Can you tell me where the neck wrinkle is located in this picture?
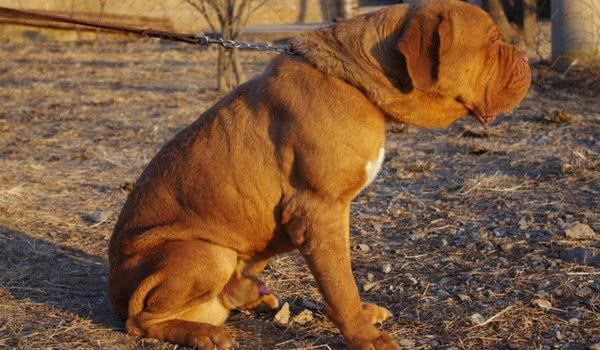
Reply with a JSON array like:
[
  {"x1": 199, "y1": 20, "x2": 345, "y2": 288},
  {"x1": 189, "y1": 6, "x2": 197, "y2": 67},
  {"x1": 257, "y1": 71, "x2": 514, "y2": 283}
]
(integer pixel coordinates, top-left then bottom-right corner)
[{"x1": 290, "y1": 7, "x2": 421, "y2": 124}]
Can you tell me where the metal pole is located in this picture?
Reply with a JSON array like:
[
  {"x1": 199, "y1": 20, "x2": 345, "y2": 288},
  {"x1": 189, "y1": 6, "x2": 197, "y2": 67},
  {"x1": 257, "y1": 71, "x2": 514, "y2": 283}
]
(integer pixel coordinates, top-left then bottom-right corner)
[
  {"x1": 551, "y1": 0, "x2": 600, "y2": 70},
  {"x1": 335, "y1": 0, "x2": 358, "y2": 21}
]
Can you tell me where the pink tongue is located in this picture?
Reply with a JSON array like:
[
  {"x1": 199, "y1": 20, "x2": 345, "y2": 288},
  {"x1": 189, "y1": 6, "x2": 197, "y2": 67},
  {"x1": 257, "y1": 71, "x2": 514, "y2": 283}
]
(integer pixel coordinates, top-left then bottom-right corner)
[{"x1": 475, "y1": 113, "x2": 498, "y2": 125}]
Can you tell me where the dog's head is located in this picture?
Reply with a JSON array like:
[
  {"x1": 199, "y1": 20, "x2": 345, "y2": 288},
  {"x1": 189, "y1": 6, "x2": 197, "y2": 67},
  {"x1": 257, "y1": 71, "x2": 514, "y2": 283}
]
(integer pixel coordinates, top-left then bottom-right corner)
[{"x1": 396, "y1": 0, "x2": 531, "y2": 125}]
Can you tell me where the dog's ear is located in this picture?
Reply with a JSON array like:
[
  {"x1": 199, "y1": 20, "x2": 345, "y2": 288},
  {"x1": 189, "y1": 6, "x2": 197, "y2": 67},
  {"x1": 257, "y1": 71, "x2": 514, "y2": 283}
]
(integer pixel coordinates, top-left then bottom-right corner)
[{"x1": 396, "y1": 11, "x2": 453, "y2": 91}]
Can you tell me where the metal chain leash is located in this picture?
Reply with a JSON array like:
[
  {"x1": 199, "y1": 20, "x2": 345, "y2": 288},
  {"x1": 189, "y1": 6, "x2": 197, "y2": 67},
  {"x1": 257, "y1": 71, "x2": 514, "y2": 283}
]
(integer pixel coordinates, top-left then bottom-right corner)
[
  {"x1": 194, "y1": 34, "x2": 299, "y2": 56},
  {"x1": 0, "y1": 7, "x2": 301, "y2": 56}
]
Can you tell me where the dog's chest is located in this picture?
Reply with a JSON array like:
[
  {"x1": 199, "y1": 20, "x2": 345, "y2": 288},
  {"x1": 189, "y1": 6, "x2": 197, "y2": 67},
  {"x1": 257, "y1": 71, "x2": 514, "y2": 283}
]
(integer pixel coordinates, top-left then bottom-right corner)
[{"x1": 363, "y1": 147, "x2": 385, "y2": 188}]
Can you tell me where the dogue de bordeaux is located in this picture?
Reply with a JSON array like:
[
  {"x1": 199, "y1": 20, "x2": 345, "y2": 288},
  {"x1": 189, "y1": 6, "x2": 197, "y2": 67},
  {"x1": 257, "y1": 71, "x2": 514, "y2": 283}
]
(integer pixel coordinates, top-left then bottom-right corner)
[{"x1": 109, "y1": 0, "x2": 531, "y2": 348}]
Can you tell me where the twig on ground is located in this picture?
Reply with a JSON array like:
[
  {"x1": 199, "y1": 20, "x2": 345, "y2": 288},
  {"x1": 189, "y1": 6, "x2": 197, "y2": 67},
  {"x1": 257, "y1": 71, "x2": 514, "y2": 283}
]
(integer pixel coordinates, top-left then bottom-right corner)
[{"x1": 469, "y1": 305, "x2": 514, "y2": 328}]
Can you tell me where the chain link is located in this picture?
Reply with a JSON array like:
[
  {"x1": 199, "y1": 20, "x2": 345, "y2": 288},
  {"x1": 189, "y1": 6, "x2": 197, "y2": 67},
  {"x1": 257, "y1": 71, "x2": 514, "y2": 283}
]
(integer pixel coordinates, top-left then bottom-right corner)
[{"x1": 194, "y1": 34, "x2": 298, "y2": 56}]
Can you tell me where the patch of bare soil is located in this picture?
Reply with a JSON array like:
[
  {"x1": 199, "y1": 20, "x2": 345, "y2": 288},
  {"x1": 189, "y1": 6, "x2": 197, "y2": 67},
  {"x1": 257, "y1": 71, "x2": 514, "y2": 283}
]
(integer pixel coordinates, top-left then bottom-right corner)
[{"x1": 0, "y1": 39, "x2": 598, "y2": 350}]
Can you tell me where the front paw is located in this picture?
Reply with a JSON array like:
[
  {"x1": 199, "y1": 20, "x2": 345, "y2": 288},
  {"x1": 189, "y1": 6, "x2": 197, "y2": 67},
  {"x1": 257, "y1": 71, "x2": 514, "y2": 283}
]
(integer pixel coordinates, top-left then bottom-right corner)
[
  {"x1": 348, "y1": 332, "x2": 401, "y2": 350},
  {"x1": 362, "y1": 303, "x2": 393, "y2": 325}
]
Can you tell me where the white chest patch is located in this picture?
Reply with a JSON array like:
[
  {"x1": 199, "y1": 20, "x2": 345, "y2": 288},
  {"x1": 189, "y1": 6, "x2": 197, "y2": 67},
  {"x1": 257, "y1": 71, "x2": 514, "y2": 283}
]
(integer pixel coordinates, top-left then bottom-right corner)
[{"x1": 364, "y1": 147, "x2": 385, "y2": 188}]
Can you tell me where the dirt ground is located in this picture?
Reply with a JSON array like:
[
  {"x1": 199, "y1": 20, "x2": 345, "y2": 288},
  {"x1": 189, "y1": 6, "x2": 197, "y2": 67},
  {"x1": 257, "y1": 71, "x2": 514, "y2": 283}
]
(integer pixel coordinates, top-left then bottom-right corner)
[{"x1": 0, "y1": 34, "x2": 599, "y2": 350}]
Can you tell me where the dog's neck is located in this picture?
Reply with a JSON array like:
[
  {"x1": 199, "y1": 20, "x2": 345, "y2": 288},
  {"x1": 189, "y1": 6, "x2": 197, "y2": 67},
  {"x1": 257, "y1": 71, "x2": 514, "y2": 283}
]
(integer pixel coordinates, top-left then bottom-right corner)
[{"x1": 290, "y1": 5, "x2": 465, "y2": 128}]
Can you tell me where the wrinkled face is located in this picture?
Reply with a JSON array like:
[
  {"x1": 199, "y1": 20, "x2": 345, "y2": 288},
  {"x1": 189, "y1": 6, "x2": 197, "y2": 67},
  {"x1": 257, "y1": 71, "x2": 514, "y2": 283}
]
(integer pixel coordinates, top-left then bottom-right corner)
[{"x1": 397, "y1": 0, "x2": 531, "y2": 125}]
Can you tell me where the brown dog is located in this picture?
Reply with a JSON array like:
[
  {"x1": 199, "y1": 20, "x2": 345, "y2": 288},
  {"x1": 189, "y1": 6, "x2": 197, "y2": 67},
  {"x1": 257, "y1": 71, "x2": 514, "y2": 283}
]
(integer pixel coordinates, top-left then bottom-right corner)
[{"x1": 109, "y1": 1, "x2": 531, "y2": 349}]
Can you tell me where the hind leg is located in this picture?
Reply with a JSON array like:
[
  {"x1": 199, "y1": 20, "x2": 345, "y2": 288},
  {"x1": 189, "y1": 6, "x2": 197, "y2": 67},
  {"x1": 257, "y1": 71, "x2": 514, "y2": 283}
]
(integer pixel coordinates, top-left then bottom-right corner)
[{"x1": 125, "y1": 240, "x2": 238, "y2": 349}]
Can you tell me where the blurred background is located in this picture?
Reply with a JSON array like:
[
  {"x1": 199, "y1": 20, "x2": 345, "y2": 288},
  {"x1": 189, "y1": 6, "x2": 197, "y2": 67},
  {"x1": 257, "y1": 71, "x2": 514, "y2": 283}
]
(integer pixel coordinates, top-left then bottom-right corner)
[{"x1": 0, "y1": 0, "x2": 596, "y2": 92}]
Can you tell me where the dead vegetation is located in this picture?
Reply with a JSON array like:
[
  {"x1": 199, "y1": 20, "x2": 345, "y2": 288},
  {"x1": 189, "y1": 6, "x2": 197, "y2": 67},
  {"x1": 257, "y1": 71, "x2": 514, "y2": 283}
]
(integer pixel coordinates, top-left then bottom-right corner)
[{"x1": 0, "y1": 35, "x2": 599, "y2": 350}]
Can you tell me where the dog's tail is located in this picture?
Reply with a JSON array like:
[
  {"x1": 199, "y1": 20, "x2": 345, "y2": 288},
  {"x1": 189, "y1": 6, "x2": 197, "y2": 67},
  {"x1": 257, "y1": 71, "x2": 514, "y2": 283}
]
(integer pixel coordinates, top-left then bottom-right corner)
[{"x1": 125, "y1": 273, "x2": 164, "y2": 336}]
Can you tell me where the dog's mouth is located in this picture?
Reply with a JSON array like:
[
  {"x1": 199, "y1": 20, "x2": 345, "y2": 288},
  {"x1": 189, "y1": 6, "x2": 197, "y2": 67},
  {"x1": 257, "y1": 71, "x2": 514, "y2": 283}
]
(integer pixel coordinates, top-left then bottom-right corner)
[
  {"x1": 464, "y1": 105, "x2": 499, "y2": 125},
  {"x1": 473, "y1": 113, "x2": 498, "y2": 125},
  {"x1": 458, "y1": 99, "x2": 499, "y2": 126}
]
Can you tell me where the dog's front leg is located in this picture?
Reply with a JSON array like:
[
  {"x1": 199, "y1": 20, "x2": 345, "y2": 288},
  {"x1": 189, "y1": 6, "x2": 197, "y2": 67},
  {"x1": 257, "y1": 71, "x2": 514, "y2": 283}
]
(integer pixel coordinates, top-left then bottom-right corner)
[{"x1": 285, "y1": 199, "x2": 400, "y2": 350}]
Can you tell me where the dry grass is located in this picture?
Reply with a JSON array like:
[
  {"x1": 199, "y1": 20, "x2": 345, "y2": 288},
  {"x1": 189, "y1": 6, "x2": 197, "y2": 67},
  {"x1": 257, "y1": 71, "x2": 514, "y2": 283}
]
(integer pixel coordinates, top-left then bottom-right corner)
[
  {"x1": 461, "y1": 173, "x2": 533, "y2": 195},
  {"x1": 0, "y1": 34, "x2": 599, "y2": 350}
]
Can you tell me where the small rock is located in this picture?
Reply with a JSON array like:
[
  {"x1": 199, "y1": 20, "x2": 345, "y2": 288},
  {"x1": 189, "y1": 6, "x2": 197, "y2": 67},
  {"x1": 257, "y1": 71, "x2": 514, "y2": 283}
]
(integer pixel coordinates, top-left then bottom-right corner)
[
  {"x1": 274, "y1": 302, "x2": 290, "y2": 326},
  {"x1": 501, "y1": 243, "x2": 514, "y2": 254},
  {"x1": 532, "y1": 298, "x2": 553, "y2": 310},
  {"x1": 470, "y1": 313, "x2": 485, "y2": 325},
  {"x1": 365, "y1": 191, "x2": 377, "y2": 199},
  {"x1": 367, "y1": 273, "x2": 374, "y2": 281},
  {"x1": 493, "y1": 228, "x2": 504, "y2": 237},
  {"x1": 565, "y1": 223, "x2": 596, "y2": 240},
  {"x1": 292, "y1": 309, "x2": 313, "y2": 325},
  {"x1": 363, "y1": 281, "x2": 377, "y2": 292},
  {"x1": 405, "y1": 274, "x2": 419, "y2": 285},
  {"x1": 80, "y1": 210, "x2": 111, "y2": 225},
  {"x1": 458, "y1": 294, "x2": 472, "y2": 302},
  {"x1": 568, "y1": 318, "x2": 579, "y2": 325},
  {"x1": 398, "y1": 338, "x2": 416, "y2": 348},
  {"x1": 356, "y1": 244, "x2": 371, "y2": 252},
  {"x1": 382, "y1": 263, "x2": 392, "y2": 274},
  {"x1": 519, "y1": 217, "x2": 530, "y2": 230},
  {"x1": 436, "y1": 289, "x2": 450, "y2": 298}
]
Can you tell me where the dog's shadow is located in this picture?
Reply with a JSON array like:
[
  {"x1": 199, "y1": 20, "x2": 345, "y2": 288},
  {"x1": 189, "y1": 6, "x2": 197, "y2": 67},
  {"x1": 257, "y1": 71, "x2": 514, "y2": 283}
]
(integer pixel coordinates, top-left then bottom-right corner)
[
  {"x1": 0, "y1": 225, "x2": 119, "y2": 329},
  {"x1": 0, "y1": 226, "x2": 335, "y2": 348}
]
